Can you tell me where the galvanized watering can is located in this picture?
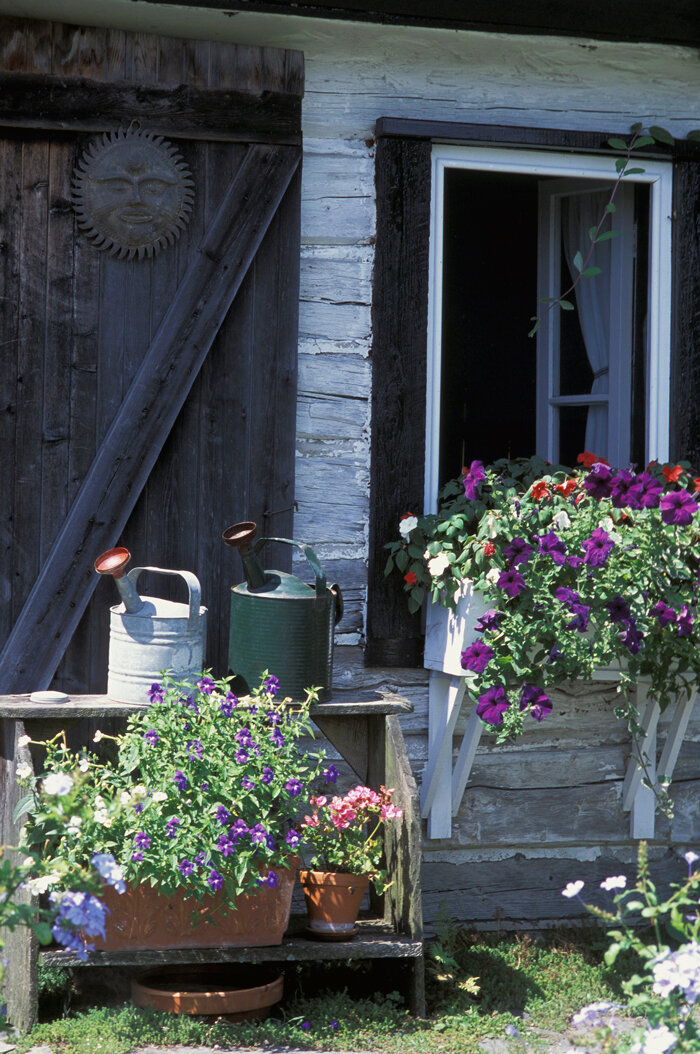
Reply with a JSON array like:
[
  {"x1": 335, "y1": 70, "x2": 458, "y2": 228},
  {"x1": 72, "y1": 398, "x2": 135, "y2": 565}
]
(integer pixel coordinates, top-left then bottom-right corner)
[
  {"x1": 94, "y1": 548, "x2": 207, "y2": 703},
  {"x1": 222, "y1": 522, "x2": 342, "y2": 702}
]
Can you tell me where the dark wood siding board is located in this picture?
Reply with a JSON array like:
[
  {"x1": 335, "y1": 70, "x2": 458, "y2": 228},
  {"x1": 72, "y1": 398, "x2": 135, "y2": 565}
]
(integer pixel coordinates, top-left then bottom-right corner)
[
  {"x1": 40, "y1": 140, "x2": 74, "y2": 563},
  {"x1": 104, "y1": 27, "x2": 128, "y2": 80},
  {"x1": 0, "y1": 143, "x2": 302, "y2": 693},
  {"x1": 150, "y1": 0, "x2": 700, "y2": 47},
  {"x1": 0, "y1": 136, "x2": 22, "y2": 646},
  {"x1": 51, "y1": 22, "x2": 106, "y2": 76},
  {"x1": 0, "y1": 74, "x2": 302, "y2": 146},
  {"x1": 12, "y1": 139, "x2": 49, "y2": 621},
  {"x1": 156, "y1": 33, "x2": 187, "y2": 85},
  {"x1": 670, "y1": 160, "x2": 700, "y2": 472},
  {"x1": 365, "y1": 136, "x2": 431, "y2": 667}
]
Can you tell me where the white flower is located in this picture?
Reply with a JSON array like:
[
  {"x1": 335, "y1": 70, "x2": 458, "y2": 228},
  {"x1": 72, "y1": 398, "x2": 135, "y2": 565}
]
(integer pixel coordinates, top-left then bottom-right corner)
[
  {"x1": 79, "y1": 757, "x2": 90, "y2": 772},
  {"x1": 22, "y1": 871, "x2": 62, "y2": 895},
  {"x1": 132, "y1": 785, "x2": 147, "y2": 799},
  {"x1": 485, "y1": 567, "x2": 501, "y2": 586},
  {"x1": 94, "y1": 809, "x2": 113, "y2": 828},
  {"x1": 43, "y1": 772, "x2": 74, "y2": 796},
  {"x1": 152, "y1": 791, "x2": 167, "y2": 802},
  {"x1": 561, "y1": 880, "x2": 584, "y2": 899},
  {"x1": 427, "y1": 552, "x2": 450, "y2": 577},
  {"x1": 572, "y1": 1001, "x2": 620, "y2": 1028},
  {"x1": 642, "y1": 1025, "x2": 677, "y2": 1054},
  {"x1": 66, "y1": 815, "x2": 82, "y2": 836},
  {"x1": 652, "y1": 942, "x2": 700, "y2": 1004},
  {"x1": 399, "y1": 515, "x2": 418, "y2": 538},
  {"x1": 120, "y1": 790, "x2": 132, "y2": 805},
  {"x1": 93, "y1": 730, "x2": 103, "y2": 742},
  {"x1": 684, "y1": 851, "x2": 699, "y2": 866},
  {"x1": 599, "y1": 515, "x2": 615, "y2": 533},
  {"x1": 484, "y1": 513, "x2": 499, "y2": 539},
  {"x1": 16, "y1": 762, "x2": 33, "y2": 780},
  {"x1": 552, "y1": 510, "x2": 571, "y2": 531},
  {"x1": 18, "y1": 734, "x2": 31, "y2": 748},
  {"x1": 600, "y1": 875, "x2": 627, "y2": 892}
]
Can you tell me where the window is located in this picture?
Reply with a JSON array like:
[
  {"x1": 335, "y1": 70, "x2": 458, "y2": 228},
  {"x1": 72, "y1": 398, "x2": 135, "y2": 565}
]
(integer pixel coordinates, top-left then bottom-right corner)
[{"x1": 367, "y1": 121, "x2": 700, "y2": 667}]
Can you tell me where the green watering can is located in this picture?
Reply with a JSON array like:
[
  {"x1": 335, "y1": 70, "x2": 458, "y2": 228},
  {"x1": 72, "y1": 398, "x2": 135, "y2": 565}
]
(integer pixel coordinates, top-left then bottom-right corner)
[{"x1": 222, "y1": 522, "x2": 343, "y2": 702}]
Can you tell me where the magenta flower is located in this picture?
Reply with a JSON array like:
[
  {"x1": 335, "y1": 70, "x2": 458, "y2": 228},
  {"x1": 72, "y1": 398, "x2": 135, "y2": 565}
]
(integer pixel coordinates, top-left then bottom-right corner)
[
  {"x1": 463, "y1": 460, "x2": 486, "y2": 500},
  {"x1": 660, "y1": 490, "x2": 698, "y2": 525},
  {"x1": 461, "y1": 639, "x2": 495, "y2": 673},
  {"x1": 582, "y1": 527, "x2": 614, "y2": 567},
  {"x1": 476, "y1": 685, "x2": 510, "y2": 726},
  {"x1": 497, "y1": 568, "x2": 527, "y2": 598}
]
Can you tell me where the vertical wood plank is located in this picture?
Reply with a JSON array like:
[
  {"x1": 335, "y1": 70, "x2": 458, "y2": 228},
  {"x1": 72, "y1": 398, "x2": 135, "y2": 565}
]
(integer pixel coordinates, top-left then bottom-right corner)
[
  {"x1": 670, "y1": 159, "x2": 700, "y2": 469},
  {"x1": 366, "y1": 137, "x2": 432, "y2": 667},
  {"x1": 0, "y1": 136, "x2": 22, "y2": 647}
]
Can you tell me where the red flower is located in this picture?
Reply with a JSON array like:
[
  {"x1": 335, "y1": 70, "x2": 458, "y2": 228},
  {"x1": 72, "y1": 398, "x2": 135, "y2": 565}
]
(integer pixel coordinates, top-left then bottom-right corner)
[
  {"x1": 531, "y1": 480, "x2": 550, "y2": 501},
  {"x1": 554, "y1": 478, "x2": 577, "y2": 498},
  {"x1": 400, "y1": 511, "x2": 414, "y2": 520},
  {"x1": 694, "y1": 477, "x2": 700, "y2": 494},
  {"x1": 662, "y1": 464, "x2": 684, "y2": 483},
  {"x1": 577, "y1": 451, "x2": 609, "y2": 468},
  {"x1": 483, "y1": 541, "x2": 496, "y2": 556},
  {"x1": 404, "y1": 571, "x2": 418, "y2": 585}
]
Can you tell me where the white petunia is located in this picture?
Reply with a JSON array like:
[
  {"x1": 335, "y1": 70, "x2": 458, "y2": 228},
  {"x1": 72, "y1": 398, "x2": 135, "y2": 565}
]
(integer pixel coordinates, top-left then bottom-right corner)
[
  {"x1": 600, "y1": 875, "x2": 627, "y2": 892},
  {"x1": 685, "y1": 851, "x2": 699, "y2": 866},
  {"x1": 485, "y1": 567, "x2": 501, "y2": 586},
  {"x1": 43, "y1": 772, "x2": 74, "y2": 796},
  {"x1": 552, "y1": 510, "x2": 571, "y2": 531},
  {"x1": 427, "y1": 552, "x2": 450, "y2": 577},
  {"x1": 484, "y1": 513, "x2": 499, "y2": 539},
  {"x1": 562, "y1": 880, "x2": 584, "y2": 898},
  {"x1": 93, "y1": 730, "x2": 103, "y2": 742},
  {"x1": 16, "y1": 762, "x2": 33, "y2": 780},
  {"x1": 399, "y1": 515, "x2": 418, "y2": 538}
]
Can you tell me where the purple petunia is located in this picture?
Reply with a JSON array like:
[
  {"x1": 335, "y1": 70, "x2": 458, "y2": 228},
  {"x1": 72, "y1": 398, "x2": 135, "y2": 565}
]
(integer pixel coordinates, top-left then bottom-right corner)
[
  {"x1": 567, "y1": 603, "x2": 591, "y2": 633},
  {"x1": 133, "y1": 831, "x2": 150, "y2": 850},
  {"x1": 650, "y1": 600, "x2": 676, "y2": 627},
  {"x1": 147, "y1": 682, "x2": 164, "y2": 704},
  {"x1": 250, "y1": 823, "x2": 267, "y2": 844},
  {"x1": 217, "y1": 834, "x2": 236, "y2": 857},
  {"x1": 461, "y1": 639, "x2": 495, "y2": 673},
  {"x1": 131, "y1": 851, "x2": 143, "y2": 862},
  {"x1": 286, "y1": 829, "x2": 300, "y2": 849},
  {"x1": 285, "y1": 778, "x2": 303, "y2": 798},
  {"x1": 610, "y1": 471, "x2": 642, "y2": 509},
  {"x1": 476, "y1": 685, "x2": 510, "y2": 726},
  {"x1": 178, "y1": 858, "x2": 195, "y2": 876},
  {"x1": 538, "y1": 531, "x2": 567, "y2": 565},
  {"x1": 235, "y1": 749, "x2": 249, "y2": 765},
  {"x1": 583, "y1": 462, "x2": 614, "y2": 499},
  {"x1": 582, "y1": 528, "x2": 614, "y2": 567},
  {"x1": 555, "y1": 586, "x2": 580, "y2": 609},
  {"x1": 606, "y1": 596, "x2": 632, "y2": 624},
  {"x1": 194, "y1": 851, "x2": 208, "y2": 866},
  {"x1": 504, "y1": 537, "x2": 534, "y2": 566},
  {"x1": 497, "y1": 568, "x2": 527, "y2": 598},
  {"x1": 619, "y1": 619, "x2": 644, "y2": 654},
  {"x1": 262, "y1": 766, "x2": 275, "y2": 785},
  {"x1": 474, "y1": 609, "x2": 504, "y2": 634},
  {"x1": 635, "y1": 472, "x2": 663, "y2": 509},
  {"x1": 196, "y1": 676, "x2": 215, "y2": 695},
  {"x1": 173, "y1": 770, "x2": 187, "y2": 791},
  {"x1": 266, "y1": 871, "x2": 278, "y2": 888},
  {"x1": 677, "y1": 604, "x2": 694, "y2": 637},
  {"x1": 463, "y1": 459, "x2": 486, "y2": 500},
  {"x1": 143, "y1": 728, "x2": 159, "y2": 746},
  {"x1": 660, "y1": 490, "x2": 699, "y2": 526},
  {"x1": 324, "y1": 764, "x2": 339, "y2": 785},
  {"x1": 519, "y1": 684, "x2": 553, "y2": 722}
]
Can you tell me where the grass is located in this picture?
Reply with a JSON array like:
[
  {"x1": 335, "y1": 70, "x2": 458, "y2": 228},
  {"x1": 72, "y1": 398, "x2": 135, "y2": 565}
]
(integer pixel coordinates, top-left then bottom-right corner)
[{"x1": 11, "y1": 924, "x2": 640, "y2": 1054}]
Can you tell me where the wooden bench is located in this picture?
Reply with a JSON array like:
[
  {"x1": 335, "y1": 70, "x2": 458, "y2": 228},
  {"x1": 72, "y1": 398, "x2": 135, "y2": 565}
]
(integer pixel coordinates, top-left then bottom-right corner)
[{"x1": 0, "y1": 691, "x2": 425, "y2": 1029}]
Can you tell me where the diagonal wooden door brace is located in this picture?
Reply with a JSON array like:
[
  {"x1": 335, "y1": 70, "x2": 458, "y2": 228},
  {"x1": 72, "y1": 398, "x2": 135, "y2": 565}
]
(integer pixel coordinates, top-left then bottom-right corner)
[{"x1": 0, "y1": 143, "x2": 300, "y2": 694}]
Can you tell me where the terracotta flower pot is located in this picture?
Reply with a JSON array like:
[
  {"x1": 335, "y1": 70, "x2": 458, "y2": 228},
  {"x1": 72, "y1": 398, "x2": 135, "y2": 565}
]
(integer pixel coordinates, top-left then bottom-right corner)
[
  {"x1": 298, "y1": 869, "x2": 369, "y2": 940},
  {"x1": 93, "y1": 860, "x2": 298, "y2": 951},
  {"x1": 131, "y1": 963, "x2": 283, "y2": 1021}
]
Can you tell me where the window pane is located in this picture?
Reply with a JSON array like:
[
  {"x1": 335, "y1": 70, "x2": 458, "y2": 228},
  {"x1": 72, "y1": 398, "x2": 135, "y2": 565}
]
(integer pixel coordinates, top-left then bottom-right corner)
[
  {"x1": 557, "y1": 239, "x2": 599, "y2": 396},
  {"x1": 558, "y1": 403, "x2": 608, "y2": 465}
]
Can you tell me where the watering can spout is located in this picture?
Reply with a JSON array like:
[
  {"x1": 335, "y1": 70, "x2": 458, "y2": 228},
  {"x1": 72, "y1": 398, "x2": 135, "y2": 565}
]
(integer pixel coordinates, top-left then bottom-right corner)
[
  {"x1": 222, "y1": 522, "x2": 270, "y2": 591},
  {"x1": 94, "y1": 548, "x2": 145, "y2": 614}
]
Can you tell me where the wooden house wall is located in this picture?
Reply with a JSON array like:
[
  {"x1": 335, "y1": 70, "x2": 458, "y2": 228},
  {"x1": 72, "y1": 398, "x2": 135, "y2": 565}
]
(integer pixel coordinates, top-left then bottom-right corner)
[
  {"x1": 284, "y1": 21, "x2": 700, "y2": 928},
  {"x1": 2, "y1": 5, "x2": 699, "y2": 927}
]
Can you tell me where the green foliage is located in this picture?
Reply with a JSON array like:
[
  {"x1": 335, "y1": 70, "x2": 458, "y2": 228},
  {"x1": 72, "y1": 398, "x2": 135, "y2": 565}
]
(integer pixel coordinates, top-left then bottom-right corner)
[{"x1": 20, "y1": 672, "x2": 327, "y2": 908}]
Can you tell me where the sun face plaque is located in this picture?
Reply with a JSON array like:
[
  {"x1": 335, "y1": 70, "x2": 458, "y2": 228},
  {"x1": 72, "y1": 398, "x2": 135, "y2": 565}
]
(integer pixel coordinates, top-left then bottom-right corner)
[{"x1": 72, "y1": 126, "x2": 194, "y2": 260}]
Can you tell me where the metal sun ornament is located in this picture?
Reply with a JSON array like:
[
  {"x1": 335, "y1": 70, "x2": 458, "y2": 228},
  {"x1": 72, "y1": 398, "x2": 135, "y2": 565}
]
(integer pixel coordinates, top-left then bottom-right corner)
[{"x1": 71, "y1": 125, "x2": 194, "y2": 260}]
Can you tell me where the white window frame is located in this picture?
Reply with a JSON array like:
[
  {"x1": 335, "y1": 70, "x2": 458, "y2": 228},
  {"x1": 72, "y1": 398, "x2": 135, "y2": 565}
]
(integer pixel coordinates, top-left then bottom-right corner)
[{"x1": 424, "y1": 143, "x2": 673, "y2": 514}]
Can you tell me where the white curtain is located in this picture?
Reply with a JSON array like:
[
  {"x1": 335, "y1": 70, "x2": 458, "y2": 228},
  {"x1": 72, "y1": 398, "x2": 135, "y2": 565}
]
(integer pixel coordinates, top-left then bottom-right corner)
[{"x1": 561, "y1": 191, "x2": 611, "y2": 457}]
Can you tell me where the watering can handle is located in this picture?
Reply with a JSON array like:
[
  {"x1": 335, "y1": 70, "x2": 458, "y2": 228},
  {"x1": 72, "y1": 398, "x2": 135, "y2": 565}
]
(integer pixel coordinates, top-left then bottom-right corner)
[
  {"x1": 127, "y1": 567, "x2": 202, "y2": 622},
  {"x1": 254, "y1": 537, "x2": 327, "y2": 595}
]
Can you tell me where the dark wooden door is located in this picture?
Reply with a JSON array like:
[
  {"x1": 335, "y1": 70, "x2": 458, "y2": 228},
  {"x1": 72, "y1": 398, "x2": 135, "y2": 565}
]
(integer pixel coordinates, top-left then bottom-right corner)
[{"x1": 0, "y1": 18, "x2": 303, "y2": 693}]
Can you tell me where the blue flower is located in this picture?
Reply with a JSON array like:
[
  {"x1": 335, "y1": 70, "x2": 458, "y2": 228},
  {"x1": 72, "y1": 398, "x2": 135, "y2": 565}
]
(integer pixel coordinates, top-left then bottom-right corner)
[{"x1": 91, "y1": 853, "x2": 126, "y2": 894}]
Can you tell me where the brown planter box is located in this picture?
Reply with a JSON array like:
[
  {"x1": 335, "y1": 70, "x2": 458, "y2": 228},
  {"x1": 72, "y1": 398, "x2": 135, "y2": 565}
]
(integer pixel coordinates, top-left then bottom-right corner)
[{"x1": 93, "y1": 860, "x2": 298, "y2": 951}]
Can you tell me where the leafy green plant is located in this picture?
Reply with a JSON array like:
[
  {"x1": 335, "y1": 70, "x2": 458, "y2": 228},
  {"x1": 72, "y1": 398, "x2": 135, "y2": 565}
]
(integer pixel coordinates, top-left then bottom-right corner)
[
  {"x1": 300, "y1": 784, "x2": 403, "y2": 892},
  {"x1": 19, "y1": 672, "x2": 326, "y2": 910},
  {"x1": 386, "y1": 456, "x2": 700, "y2": 794}
]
